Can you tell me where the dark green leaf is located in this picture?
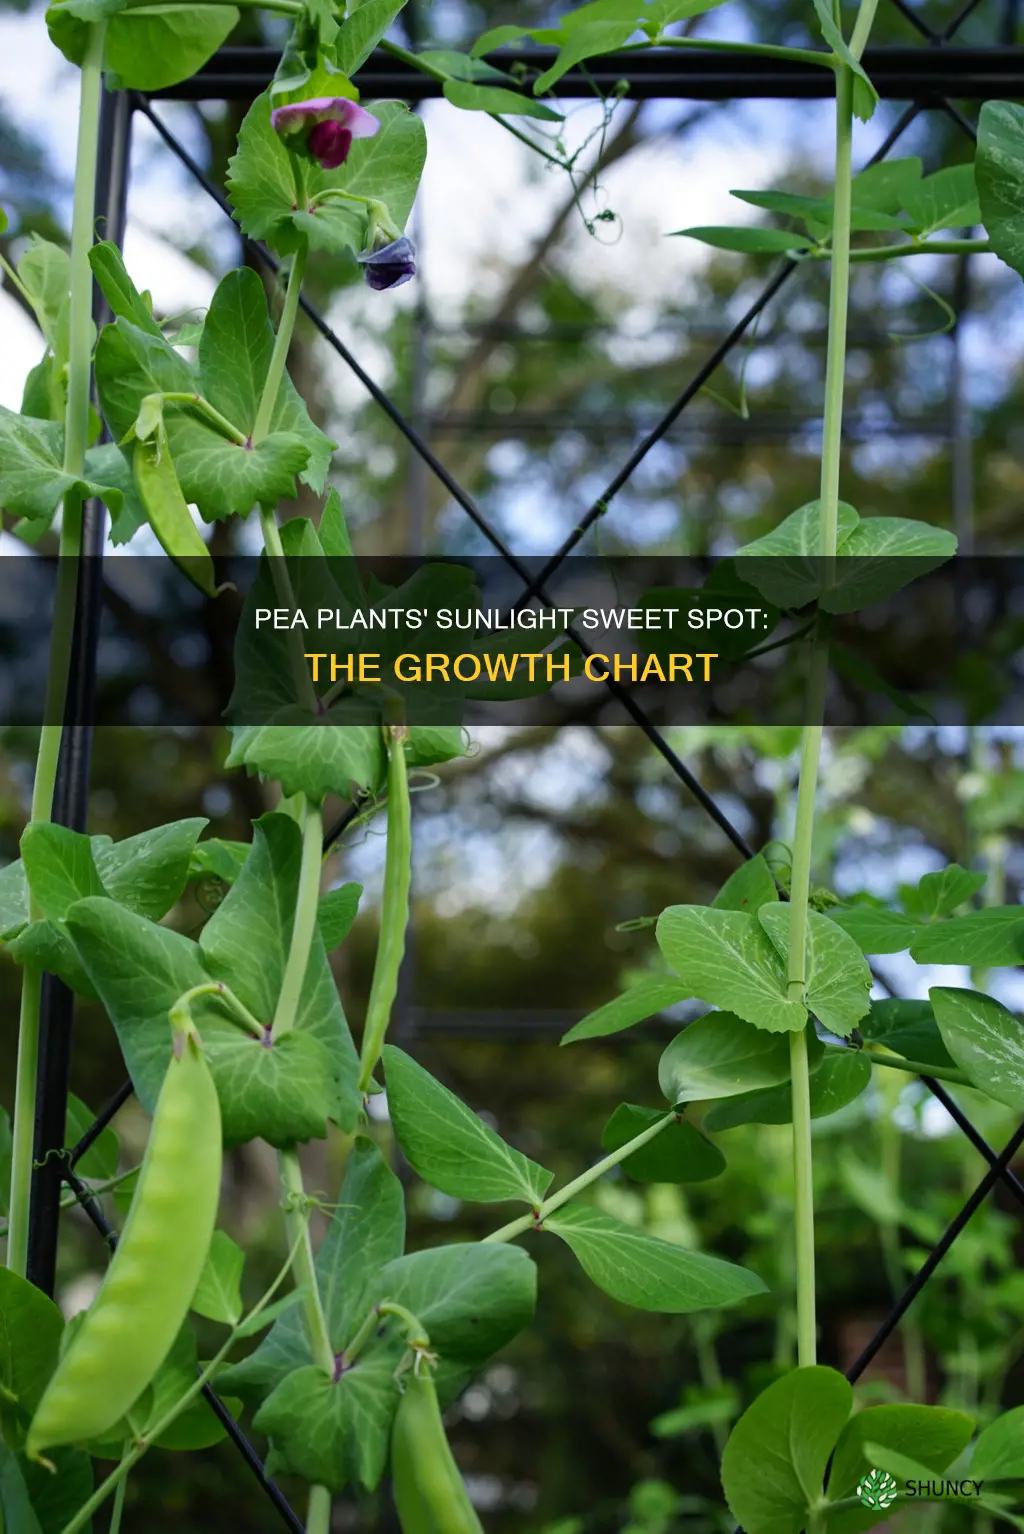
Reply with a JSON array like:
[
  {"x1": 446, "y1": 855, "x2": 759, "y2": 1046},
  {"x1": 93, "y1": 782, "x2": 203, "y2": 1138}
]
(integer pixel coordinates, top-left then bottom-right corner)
[
  {"x1": 600, "y1": 1104, "x2": 725, "y2": 1182},
  {"x1": 658, "y1": 1011, "x2": 794, "y2": 1105},
  {"x1": 827, "y1": 1404, "x2": 974, "y2": 1534},
  {"x1": 225, "y1": 718, "x2": 387, "y2": 802},
  {"x1": 911, "y1": 907, "x2": 1024, "y2": 965},
  {"x1": 712, "y1": 854, "x2": 778, "y2": 914},
  {"x1": 859, "y1": 998, "x2": 954, "y2": 1070},
  {"x1": 903, "y1": 164, "x2": 979, "y2": 236},
  {"x1": 383, "y1": 1045, "x2": 553, "y2": 1204},
  {"x1": 671, "y1": 225, "x2": 815, "y2": 254},
  {"x1": 721, "y1": 1367, "x2": 852, "y2": 1534},
  {"x1": 20, "y1": 823, "x2": 106, "y2": 920},
  {"x1": 0, "y1": 1267, "x2": 64, "y2": 1430},
  {"x1": 443, "y1": 79, "x2": 563, "y2": 118},
  {"x1": 820, "y1": 516, "x2": 957, "y2": 614},
  {"x1": 88, "y1": 242, "x2": 162, "y2": 336},
  {"x1": 971, "y1": 1405, "x2": 1024, "y2": 1480},
  {"x1": 734, "y1": 500, "x2": 861, "y2": 606},
  {"x1": 92, "y1": 817, "x2": 208, "y2": 920},
  {"x1": 318, "y1": 882, "x2": 362, "y2": 951},
  {"x1": 829, "y1": 905, "x2": 919, "y2": 955},
  {"x1": 192, "y1": 1230, "x2": 245, "y2": 1325},
  {"x1": 703, "y1": 1049, "x2": 871, "y2": 1130},
  {"x1": 0, "y1": 406, "x2": 119, "y2": 525},
  {"x1": 334, "y1": 0, "x2": 406, "y2": 73},
  {"x1": 560, "y1": 973, "x2": 689, "y2": 1044},
  {"x1": 903, "y1": 863, "x2": 986, "y2": 920},
  {"x1": 544, "y1": 1203, "x2": 766, "y2": 1313}
]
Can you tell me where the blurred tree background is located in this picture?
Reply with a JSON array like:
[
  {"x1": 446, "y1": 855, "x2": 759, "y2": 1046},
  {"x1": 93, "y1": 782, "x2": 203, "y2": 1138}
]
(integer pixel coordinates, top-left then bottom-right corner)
[{"x1": 3, "y1": 0, "x2": 1024, "y2": 1527}]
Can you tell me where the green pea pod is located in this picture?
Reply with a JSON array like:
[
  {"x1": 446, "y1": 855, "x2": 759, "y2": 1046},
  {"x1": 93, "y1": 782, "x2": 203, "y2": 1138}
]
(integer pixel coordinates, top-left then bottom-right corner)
[
  {"x1": 133, "y1": 427, "x2": 225, "y2": 598},
  {"x1": 26, "y1": 1024, "x2": 222, "y2": 1458},
  {"x1": 390, "y1": 1356, "x2": 484, "y2": 1534}
]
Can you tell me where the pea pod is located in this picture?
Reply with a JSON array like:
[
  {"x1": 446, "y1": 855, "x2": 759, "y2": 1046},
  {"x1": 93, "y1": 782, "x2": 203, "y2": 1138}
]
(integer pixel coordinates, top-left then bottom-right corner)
[
  {"x1": 26, "y1": 1022, "x2": 222, "y2": 1458},
  {"x1": 390, "y1": 1353, "x2": 484, "y2": 1534}
]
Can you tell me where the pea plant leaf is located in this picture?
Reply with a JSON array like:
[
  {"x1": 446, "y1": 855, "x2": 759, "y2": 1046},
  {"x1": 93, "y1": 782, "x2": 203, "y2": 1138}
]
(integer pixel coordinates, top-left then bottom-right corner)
[
  {"x1": 757, "y1": 907, "x2": 872, "y2": 1038},
  {"x1": 3, "y1": 1444, "x2": 93, "y2": 1534},
  {"x1": 222, "y1": 1138, "x2": 406, "y2": 1401},
  {"x1": 383, "y1": 1045, "x2": 553, "y2": 1204},
  {"x1": 254, "y1": 1242, "x2": 536, "y2": 1492},
  {"x1": 600, "y1": 1104, "x2": 725, "y2": 1183},
  {"x1": 809, "y1": 0, "x2": 878, "y2": 121},
  {"x1": 901, "y1": 863, "x2": 986, "y2": 919},
  {"x1": 656, "y1": 907, "x2": 807, "y2": 1034},
  {"x1": 191, "y1": 1230, "x2": 245, "y2": 1326},
  {"x1": 47, "y1": 0, "x2": 238, "y2": 86},
  {"x1": 334, "y1": 0, "x2": 407, "y2": 74},
  {"x1": 903, "y1": 163, "x2": 979, "y2": 236},
  {"x1": 671, "y1": 226, "x2": 816, "y2": 254},
  {"x1": 829, "y1": 904, "x2": 920, "y2": 955},
  {"x1": 712, "y1": 853, "x2": 779, "y2": 914},
  {"x1": 199, "y1": 269, "x2": 335, "y2": 494},
  {"x1": 735, "y1": 500, "x2": 861, "y2": 607},
  {"x1": 818, "y1": 516, "x2": 958, "y2": 614},
  {"x1": 91, "y1": 817, "x2": 208, "y2": 920},
  {"x1": 225, "y1": 718, "x2": 387, "y2": 803},
  {"x1": 0, "y1": 860, "x2": 30, "y2": 941},
  {"x1": 88, "y1": 241, "x2": 162, "y2": 336},
  {"x1": 911, "y1": 906, "x2": 1024, "y2": 965},
  {"x1": 532, "y1": 2, "x2": 648, "y2": 96},
  {"x1": 318, "y1": 882, "x2": 362, "y2": 952},
  {"x1": 200, "y1": 812, "x2": 363, "y2": 1132},
  {"x1": 658, "y1": 1011, "x2": 795, "y2": 1105},
  {"x1": 560, "y1": 973, "x2": 690, "y2": 1044},
  {"x1": 443, "y1": 78, "x2": 564, "y2": 118},
  {"x1": 827, "y1": 1404, "x2": 974, "y2": 1521},
  {"x1": 721, "y1": 1367, "x2": 853, "y2": 1534},
  {"x1": 930, "y1": 987, "x2": 1024, "y2": 1110},
  {"x1": 977, "y1": 101, "x2": 1024, "y2": 277},
  {"x1": 543, "y1": 1203, "x2": 766, "y2": 1313},
  {"x1": 0, "y1": 406, "x2": 122, "y2": 525},
  {"x1": 971, "y1": 1405, "x2": 1024, "y2": 1480},
  {"x1": 20, "y1": 823, "x2": 107, "y2": 919},
  {"x1": 859, "y1": 998, "x2": 955, "y2": 1070},
  {"x1": 705, "y1": 1048, "x2": 871, "y2": 1131},
  {"x1": 0, "y1": 1267, "x2": 65, "y2": 1431}
]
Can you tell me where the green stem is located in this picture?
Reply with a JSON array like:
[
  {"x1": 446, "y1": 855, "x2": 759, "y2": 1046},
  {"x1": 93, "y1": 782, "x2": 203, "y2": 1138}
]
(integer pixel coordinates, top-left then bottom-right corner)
[
  {"x1": 277, "y1": 1147, "x2": 334, "y2": 1374},
  {"x1": 357, "y1": 729, "x2": 412, "y2": 1094},
  {"x1": 0, "y1": 250, "x2": 33, "y2": 305},
  {"x1": 485, "y1": 1111, "x2": 677, "y2": 1244},
  {"x1": 171, "y1": 981, "x2": 266, "y2": 1040},
  {"x1": 107, "y1": 1454, "x2": 130, "y2": 1534},
  {"x1": 649, "y1": 35, "x2": 835, "y2": 67},
  {"x1": 7, "y1": 22, "x2": 106, "y2": 1281},
  {"x1": 304, "y1": 1486, "x2": 333, "y2": 1534},
  {"x1": 864, "y1": 1049, "x2": 970, "y2": 1086},
  {"x1": 843, "y1": 238, "x2": 990, "y2": 262},
  {"x1": 819, "y1": 65, "x2": 854, "y2": 558},
  {"x1": 272, "y1": 797, "x2": 323, "y2": 1038},
  {"x1": 156, "y1": 393, "x2": 248, "y2": 444},
  {"x1": 252, "y1": 243, "x2": 307, "y2": 446}
]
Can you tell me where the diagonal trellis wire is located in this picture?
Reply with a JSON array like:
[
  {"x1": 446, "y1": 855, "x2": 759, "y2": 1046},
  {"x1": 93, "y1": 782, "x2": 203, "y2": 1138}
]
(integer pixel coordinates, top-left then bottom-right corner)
[{"x1": 25, "y1": 1, "x2": 1024, "y2": 1526}]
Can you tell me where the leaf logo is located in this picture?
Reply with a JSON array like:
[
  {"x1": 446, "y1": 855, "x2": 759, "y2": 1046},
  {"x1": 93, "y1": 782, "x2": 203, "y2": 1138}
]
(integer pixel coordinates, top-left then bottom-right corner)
[{"x1": 857, "y1": 1468, "x2": 899, "y2": 1510}]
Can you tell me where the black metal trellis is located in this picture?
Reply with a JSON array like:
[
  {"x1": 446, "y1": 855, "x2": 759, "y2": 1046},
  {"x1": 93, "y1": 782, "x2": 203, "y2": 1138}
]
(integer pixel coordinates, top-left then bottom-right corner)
[{"x1": 22, "y1": 2, "x2": 1024, "y2": 1525}]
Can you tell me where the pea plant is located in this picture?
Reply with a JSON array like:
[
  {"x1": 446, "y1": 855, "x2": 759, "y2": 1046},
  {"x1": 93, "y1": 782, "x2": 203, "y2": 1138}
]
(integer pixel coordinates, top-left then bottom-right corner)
[{"x1": 3, "y1": 0, "x2": 1024, "y2": 1529}]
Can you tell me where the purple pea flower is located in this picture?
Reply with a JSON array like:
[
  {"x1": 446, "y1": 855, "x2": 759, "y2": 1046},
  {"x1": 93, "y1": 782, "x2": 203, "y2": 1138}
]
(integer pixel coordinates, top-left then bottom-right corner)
[
  {"x1": 358, "y1": 236, "x2": 417, "y2": 291},
  {"x1": 270, "y1": 96, "x2": 379, "y2": 171}
]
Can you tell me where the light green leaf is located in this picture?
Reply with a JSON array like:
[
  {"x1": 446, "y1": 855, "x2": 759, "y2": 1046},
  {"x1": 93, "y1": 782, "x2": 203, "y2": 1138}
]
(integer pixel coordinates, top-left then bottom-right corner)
[
  {"x1": 828, "y1": 1404, "x2": 974, "y2": 1508},
  {"x1": 758, "y1": 907, "x2": 872, "y2": 1038},
  {"x1": 199, "y1": 268, "x2": 335, "y2": 493},
  {"x1": 820, "y1": 516, "x2": 958, "y2": 614},
  {"x1": 911, "y1": 907, "x2": 1024, "y2": 965},
  {"x1": 335, "y1": 0, "x2": 407, "y2": 74},
  {"x1": 383, "y1": 1045, "x2": 553, "y2": 1204},
  {"x1": 658, "y1": 1011, "x2": 794, "y2": 1105},
  {"x1": 443, "y1": 79, "x2": 563, "y2": 119},
  {"x1": 318, "y1": 882, "x2": 362, "y2": 952},
  {"x1": 829, "y1": 905, "x2": 920, "y2": 954},
  {"x1": 192, "y1": 1230, "x2": 245, "y2": 1325},
  {"x1": 544, "y1": 1203, "x2": 766, "y2": 1313},
  {"x1": 83, "y1": 440, "x2": 148, "y2": 545},
  {"x1": 977, "y1": 101, "x2": 1024, "y2": 277},
  {"x1": 0, "y1": 1267, "x2": 65, "y2": 1426},
  {"x1": 735, "y1": 500, "x2": 860, "y2": 606},
  {"x1": 902, "y1": 863, "x2": 986, "y2": 920},
  {"x1": 0, "y1": 860, "x2": 30, "y2": 941},
  {"x1": 810, "y1": 0, "x2": 877, "y2": 121},
  {"x1": 656, "y1": 906, "x2": 806, "y2": 1033},
  {"x1": 88, "y1": 242, "x2": 162, "y2": 336},
  {"x1": 534, "y1": 16, "x2": 643, "y2": 96},
  {"x1": 20, "y1": 823, "x2": 107, "y2": 919},
  {"x1": 600, "y1": 1104, "x2": 725, "y2": 1183},
  {"x1": 903, "y1": 164, "x2": 980, "y2": 236},
  {"x1": 560, "y1": 973, "x2": 689, "y2": 1044},
  {"x1": 721, "y1": 1367, "x2": 852, "y2": 1534},
  {"x1": 730, "y1": 188, "x2": 907, "y2": 236},
  {"x1": 103, "y1": 4, "x2": 239, "y2": 89},
  {"x1": 930, "y1": 987, "x2": 1024, "y2": 1109},
  {"x1": 671, "y1": 225, "x2": 815, "y2": 254},
  {"x1": 92, "y1": 817, "x2": 208, "y2": 920},
  {"x1": 200, "y1": 813, "x2": 362, "y2": 1134},
  {"x1": 0, "y1": 406, "x2": 119, "y2": 524},
  {"x1": 852, "y1": 158, "x2": 923, "y2": 212},
  {"x1": 704, "y1": 1048, "x2": 870, "y2": 1131},
  {"x1": 17, "y1": 238, "x2": 71, "y2": 354},
  {"x1": 225, "y1": 717, "x2": 387, "y2": 802},
  {"x1": 712, "y1": 853, "x2": 779, "y2": 914},
  {"x1": 972, "y1": 1405, "x2": 1024, "y2": 1480}
]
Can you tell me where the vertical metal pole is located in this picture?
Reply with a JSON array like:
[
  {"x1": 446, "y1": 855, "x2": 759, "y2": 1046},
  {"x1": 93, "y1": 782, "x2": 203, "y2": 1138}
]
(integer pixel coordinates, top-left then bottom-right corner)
[{"x1": 27, "y1": 87, "x2": 133, "y2": 1295}]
